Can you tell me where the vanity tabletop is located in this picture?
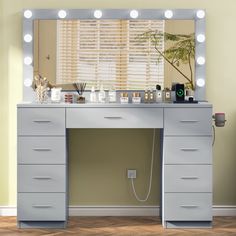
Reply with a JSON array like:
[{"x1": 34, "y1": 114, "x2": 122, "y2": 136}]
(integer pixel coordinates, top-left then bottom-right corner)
[{"x1": 17, "y1": 102, "x2": 212, "y2": 108}]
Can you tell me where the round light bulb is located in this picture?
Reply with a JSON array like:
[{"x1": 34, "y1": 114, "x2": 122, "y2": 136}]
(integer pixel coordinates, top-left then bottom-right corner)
[
  {"x1": 196, "y1": 78, "x2": 205, "y2": 87},
  {"x1": 24, "y1": 78, "x2": 33, "y2": 87},
  {"x1": 164, "y1": 10, "x2": 173, "y2": 19},
  {"x1": 130, "y1": 10, "x2": 139, "y2": 19},
  {"x1": 196, "y1": 10, "x2": 205, "y2": 19},
  {"x1": 24, "y1": 34, "x2": 32, "y2": 43},
  {"x1": 197, "y1": 34, "x2": 205, "y2": 43},
  {"x1": 94, "y1": 10, "x2": 102, "y2": 19},
  {"x1": 24, "y1": 57, "x2": 32, "y2": 65},
  {"x1": 58, "y1": 10, "x2": 67, "y2": 19},
  {"x1": 24, "y1": 10, "x2": 32, "y2": 19},
  {"x1": 197, "y1": 56, "x2": 205, "y2": 65}
]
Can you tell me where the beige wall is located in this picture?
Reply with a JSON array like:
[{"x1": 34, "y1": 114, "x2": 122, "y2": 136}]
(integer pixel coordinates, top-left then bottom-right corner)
[{"x1": 0, "y1": 0, "x2": 236, "y2": 206}]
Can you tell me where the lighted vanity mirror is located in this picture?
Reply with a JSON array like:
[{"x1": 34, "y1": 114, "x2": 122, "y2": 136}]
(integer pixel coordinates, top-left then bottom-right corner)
[
  {"x1": 33, "y1": 19, "x2": 194, "y2": 91},
  {"x1": 23, "y1": 9, "x2": 206, "y2": 101}
]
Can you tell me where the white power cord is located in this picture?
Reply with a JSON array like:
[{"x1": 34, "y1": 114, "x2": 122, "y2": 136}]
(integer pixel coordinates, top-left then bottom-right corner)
[{"x1": 131, "y1": 129, "x2": 156, "y2": 202}]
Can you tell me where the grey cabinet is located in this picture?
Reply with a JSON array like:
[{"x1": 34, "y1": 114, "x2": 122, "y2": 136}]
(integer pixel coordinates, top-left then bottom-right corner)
[
  {"x1": 17, "y1": 108, "x2": 67, "y2": 228},
  {"x1": 163, "y1": 107, "x2": 212, "y2": 228}
]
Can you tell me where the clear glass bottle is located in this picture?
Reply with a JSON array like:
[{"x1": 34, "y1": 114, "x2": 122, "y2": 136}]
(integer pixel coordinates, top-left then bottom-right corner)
[
  {"x1": 132, "y1": 92, "x2": 141, "y2": 104},
  {"x1": 120, "y1": 92, "x2": 129, "y2": 104},
  {"x1": 90, "y1": 86, "x2": 97, "y2": 103},
  {"x1": 108, "y1": 87, "x2": 116, "y2": 103},
  {"x1": 98, "y1": 84, "x2": 106, "y2": 103}
]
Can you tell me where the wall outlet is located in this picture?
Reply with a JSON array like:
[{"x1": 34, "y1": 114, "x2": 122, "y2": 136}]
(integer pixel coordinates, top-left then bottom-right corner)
[{"x1": 127, "y1": 169, "x2": 136, "y2": 179}]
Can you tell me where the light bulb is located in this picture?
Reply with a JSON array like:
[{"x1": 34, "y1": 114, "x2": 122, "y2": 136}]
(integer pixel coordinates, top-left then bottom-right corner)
[
  {"x1": 94, "y1": 10, "x2": 102, "y2": 19},
  {"x1": 24, "y1": 78, "x2": 32, "y2": 87},
  {"x1": 130, "y1": 10, "x2": 139, "y2": 19},
  {"x1": 24, "y1": 34, "x2": 32, "y2": 43},
  {"x1": 24, "y1": 57, "x2": 32, "y2": 65},
  {"x1": 196, "y1": 78, "x2": 205, "y2": 87},
  {"x1": 58, "y1": 10, "x2": 67, "y2": 19},
  {"x1": 197, "y1": 34, "x2": 205, "y2": 43},
  {"x1": 196, "y1": 10, "x2": 205, "y2": 19},
  {"x1": 197, "y1": 56, "x2": 205, "y2": 65},
  {"x1": 164, "y1": 10, "x2": 173, "y2": 19},
  {"x1": 24, "y1": 10, "x2": 32, "y2": 19}
]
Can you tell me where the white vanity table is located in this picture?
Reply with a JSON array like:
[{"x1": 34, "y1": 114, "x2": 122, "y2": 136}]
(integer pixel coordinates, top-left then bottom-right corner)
[{"x1": 17, "y1": 102, "x2": 212, "y2": 228}]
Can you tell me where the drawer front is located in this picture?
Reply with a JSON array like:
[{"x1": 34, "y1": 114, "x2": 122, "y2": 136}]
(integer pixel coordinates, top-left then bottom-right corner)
[
  {"x1": 66, "y1": 108, "x2": 163, "y2": 128},
  {"x1": 164, "y1": 108, "x2": 212, "y2": 135},
  {"x1": 164, "y1": 165, "x2": 212, "y2": 192},
  {"x1": 164, "y1": 193, "x2": 212, "y2": 221},
  {"x1": 18, "y1": 108, "x2": 65, "y2": 135},
  {"x1": 18, "y1": 165, "x2": 66, "y2": 192},
  {"x1": 18, "y1": 193, "x2": 66, "y2": 221},
  {"x1": 18, "y1": 137, "x2": 66, "y2": 164},
  {"x1": 164, "y1": 137, "x2": 212, "y2": 164}
]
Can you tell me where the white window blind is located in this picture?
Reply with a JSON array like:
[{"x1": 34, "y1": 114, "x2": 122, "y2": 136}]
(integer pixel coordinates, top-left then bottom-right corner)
[{"x1": 57, "y1": 19, "x2": 164, "y2": 90}]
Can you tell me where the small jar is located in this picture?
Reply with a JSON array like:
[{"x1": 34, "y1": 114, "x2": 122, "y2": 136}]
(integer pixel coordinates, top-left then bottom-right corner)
[
  {"x1": 64, "y1": 93, "x2": 74, "y2": 103},
  {"x1": 120, "y1": 92, "x2": 129, "y2": 104},
  {"x1": 132, "y1": 92, "x2": 141, "y2": 104}
]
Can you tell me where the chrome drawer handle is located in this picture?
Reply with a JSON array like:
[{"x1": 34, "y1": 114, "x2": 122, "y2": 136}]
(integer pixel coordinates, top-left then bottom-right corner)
[
  {"x1": 33, "y1": 148, "x2": 51, "y2": 151},
  {"x1": 104, "y1": 116, "x2": 123, "y2": 119},
  {"x1": 33, "y1": 176, "x2": 52, "y2": 180},
  {"x1": 32, "y1": 205, "x2": 52, "y2": 208},
  {"x1": 33, "y1": 120, "x2": 52, "y2": 123},
  {"x1": 180, "y1": 120, "x2": 199, "y2": 123},
  {"x1": 181, "y1": 176, "x2": 199, "y2": 179},
  {"x1": 180, "y1": 148, "x2": 199, "y2": 151},
  {"x1": 180, "y1": 205, "x2": 198, "y2": 208}
]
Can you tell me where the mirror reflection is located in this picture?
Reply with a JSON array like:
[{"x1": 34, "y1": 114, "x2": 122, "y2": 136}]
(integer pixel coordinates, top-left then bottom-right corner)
[{"x1": 34, "y1": 19, "x2": 194, "y2": 90}]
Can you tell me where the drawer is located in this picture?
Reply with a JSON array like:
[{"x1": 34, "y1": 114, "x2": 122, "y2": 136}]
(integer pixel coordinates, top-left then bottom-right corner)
[
  {"x1": 66, "y1": 108, "x2": 163, "y2": 128},
  {"x1": 18, "y1": 165, "x2": 66, "y2": 192},
  {"x1": 18, "y1": 108, "x2": 65, "y2": 135},
  {"x1": 164, "y1": 137, "x2": 212, "y2": 164},
  {"x1": 18, "y1": 137, "x2": 66, "y2": 164},
  {"x1": 164, "y1": 108, "x2": 212, "y2": 135},
  {"x1": 164, "y1": 165, "x2": 212, "y2": 192},
  {"x1": 164, "y1": 193, "x2": 212, "y2": 221},
  {"x1": 18, "y1": 193, "x2": 66, "y2": 221}
]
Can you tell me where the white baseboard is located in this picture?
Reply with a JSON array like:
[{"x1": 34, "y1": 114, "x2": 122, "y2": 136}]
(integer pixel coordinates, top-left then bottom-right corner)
[{"x1": 1, "y1": 205, "x2": 236, "y2": 217}]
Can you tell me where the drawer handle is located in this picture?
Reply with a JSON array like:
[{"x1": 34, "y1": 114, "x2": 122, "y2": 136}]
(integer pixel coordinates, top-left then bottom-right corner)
[
  {"x1": 33, "y1": 148, "x2": 51, "y2": 151},
  {"x1": 180, "y1": 205, "x2": 198, "y2": 208},
  {"x1": 104, "y1": 116, "x2": 123, "y2": 119},
  {"x1": 180, "y1": 120, "x2": 199, "y2": 123},
  {"x1": 181, "y1": 176, "x2": 199, "y2": 179},
  {"x1": 32, "y1": 205, "x2": 52, "y2": 208},
  {"x1": 180, "y1": 148, "x2": 199, "y2": 151},
  {"x1": 33, "y1": 176, "x2": 52, "y2": 180},
  {"x1": 33, "y1": 120, "x2": 52, "y2": 123}
]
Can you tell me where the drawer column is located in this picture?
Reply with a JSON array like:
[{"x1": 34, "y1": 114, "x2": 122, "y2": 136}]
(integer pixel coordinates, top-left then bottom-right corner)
[{"x1": 17, "y1": 108, "x2": 67, "y2": 228}]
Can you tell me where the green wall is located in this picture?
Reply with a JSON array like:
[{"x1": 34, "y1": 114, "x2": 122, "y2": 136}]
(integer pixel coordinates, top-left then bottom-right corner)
[{"x1": 0, "y1": 0, "x2": 236, "y2": 206}]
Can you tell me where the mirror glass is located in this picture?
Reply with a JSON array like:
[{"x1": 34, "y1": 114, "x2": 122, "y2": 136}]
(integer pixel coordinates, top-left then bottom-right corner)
[{"x1": 34, "y1": 19, "x2": 194, "y2": 90}]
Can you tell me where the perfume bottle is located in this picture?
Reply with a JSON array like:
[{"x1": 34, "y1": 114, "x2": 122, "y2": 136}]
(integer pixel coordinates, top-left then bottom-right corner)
[
  {"x1": 120, "y1": 92, "x2": 129, "y2": 104},
  {"x1": 156, "y1": 84, "x2": 162, "y2": 103},
  {"x1": 98, "y1": 84, "x2": 106, "y2": 103},
  {"x1": 149, "y1": 88, "x2": 155, "y2": 103},
  {"x1": 90, "y1": 86, "x2": 97, "y2": 103},
  {"x1": 108, "y1": 87, "x2": 116, "y2": 103},
  {"x1": 132, "y1": 92, "x2": 141, "y2": 104},
  {"x1": 144, "y1": 89, "x2": 149, "y2": 103}
]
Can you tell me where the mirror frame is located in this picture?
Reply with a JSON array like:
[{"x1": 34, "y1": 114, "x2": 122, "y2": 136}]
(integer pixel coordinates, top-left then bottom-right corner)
[{"x1": 22, "y1": 9, "x2": 206, "y2": 101}]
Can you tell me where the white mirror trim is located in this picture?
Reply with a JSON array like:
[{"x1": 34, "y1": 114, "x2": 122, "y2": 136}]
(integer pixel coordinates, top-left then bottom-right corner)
[{"x1": 23, "y1": 9, "x2": 206, "y2": 101}]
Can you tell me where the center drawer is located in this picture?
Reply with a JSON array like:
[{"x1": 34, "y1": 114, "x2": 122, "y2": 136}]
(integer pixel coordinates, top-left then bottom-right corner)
[
  {"x1": 66, "y1": 108, "x2": 163, "y2": 128},
  {"x1": 18, "y1": 165, "x2": 66, "y2": 192},
  {"x1": 164, "y1": 165, "x2": 212, "y2": 193}
]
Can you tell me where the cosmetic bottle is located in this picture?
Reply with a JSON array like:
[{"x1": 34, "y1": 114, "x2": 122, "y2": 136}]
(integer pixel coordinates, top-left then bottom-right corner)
[
  {"x1": 144, "y1": 89, "x2": 149, "y2": 103},
  {"x1": 90, "y1": 86, "x2": 97, "y2": 103},
  {"x1": 156, "y1": 84, "x2": 162, "y2": 103},
  {"x1": 132, "y1": 92, "x2": 141, "y2": 104},
  {"x1": 149, "y1": 88, "x2": 155, "y2": 103},
  {"x1": 120, "y1": 92, "x2": 129, "y2": 104},
  {"x1": 108, "y1": 86, "x2": 116, "y2": 103},
  {"x1": 98, "y1": 85, "x2": 106, "y2": 103},
  {"x1": 163, "y1": 87, "x2": 171, "y2": 102}
]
